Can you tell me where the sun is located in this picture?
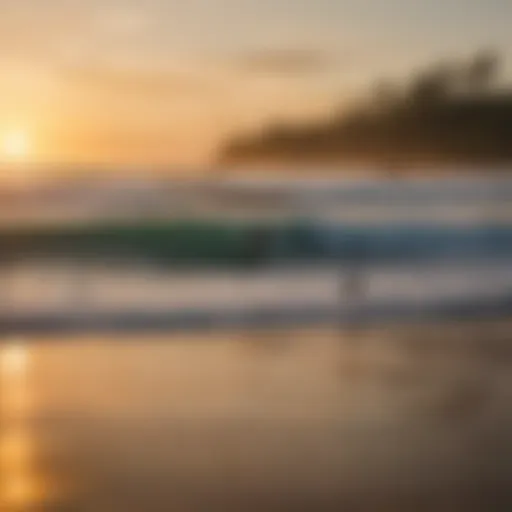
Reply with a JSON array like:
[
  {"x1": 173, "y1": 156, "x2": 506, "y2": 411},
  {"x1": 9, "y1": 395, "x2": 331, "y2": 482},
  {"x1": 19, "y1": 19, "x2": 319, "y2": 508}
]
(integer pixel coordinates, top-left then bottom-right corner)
[{"x1": 2, "y1": 130, "x2": 31, "y2": 162}]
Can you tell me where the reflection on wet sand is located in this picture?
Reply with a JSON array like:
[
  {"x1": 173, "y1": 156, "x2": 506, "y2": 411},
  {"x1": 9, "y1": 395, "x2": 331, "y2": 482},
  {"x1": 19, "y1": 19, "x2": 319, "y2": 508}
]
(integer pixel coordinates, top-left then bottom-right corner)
[
  {"x1": 2, "y1": 324, "x2": 512, "y2": 511},
  {"x1": 0, "y1": 341, "x2": 38, "y2": 510},
  {"x1": 0, "y1": 426, "x2": 35, "y2": 509}
]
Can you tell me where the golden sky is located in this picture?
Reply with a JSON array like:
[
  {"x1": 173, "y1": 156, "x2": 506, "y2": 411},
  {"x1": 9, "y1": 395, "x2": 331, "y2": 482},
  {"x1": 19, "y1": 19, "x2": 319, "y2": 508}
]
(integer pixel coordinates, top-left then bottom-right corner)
[{"x1": 0, "y1": 0, "x2": 510, "y2": 168}]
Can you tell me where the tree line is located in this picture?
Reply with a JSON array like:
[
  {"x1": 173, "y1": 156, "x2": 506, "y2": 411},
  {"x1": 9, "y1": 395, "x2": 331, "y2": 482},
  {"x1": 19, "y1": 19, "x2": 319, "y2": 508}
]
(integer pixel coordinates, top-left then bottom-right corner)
[{"x1": 220, "y1": 51, "x2": 512, "y2": 168}]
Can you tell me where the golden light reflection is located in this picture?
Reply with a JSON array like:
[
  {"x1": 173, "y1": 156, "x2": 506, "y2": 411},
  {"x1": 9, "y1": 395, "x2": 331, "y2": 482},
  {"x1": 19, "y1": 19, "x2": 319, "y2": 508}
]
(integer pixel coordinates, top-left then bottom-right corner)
[
  {"x1": 0, "y1": 339, "x2": 41, "y2": 509},
  {"x1": 1, "y1": 341, "x2": 32, "y2": 418},
  {"x1": 1, "y1": 342, "x2": 29, "y2": 378},
  {"x1": 0, "y1": 425, "x2": 38, "y2": 508}
]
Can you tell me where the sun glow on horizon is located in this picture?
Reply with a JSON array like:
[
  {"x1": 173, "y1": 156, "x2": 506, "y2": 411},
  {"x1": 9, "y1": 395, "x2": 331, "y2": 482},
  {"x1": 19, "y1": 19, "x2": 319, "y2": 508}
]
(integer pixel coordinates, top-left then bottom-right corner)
[{"x1": 1, "y1": 130, "x2": 31, "y2": 163}]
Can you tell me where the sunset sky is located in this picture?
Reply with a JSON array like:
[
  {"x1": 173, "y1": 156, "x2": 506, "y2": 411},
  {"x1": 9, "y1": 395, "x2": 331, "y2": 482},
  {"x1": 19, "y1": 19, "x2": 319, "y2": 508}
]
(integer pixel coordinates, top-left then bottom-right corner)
[{"x1": 0, "y1": 0, "x2": 511, "y2": 168}]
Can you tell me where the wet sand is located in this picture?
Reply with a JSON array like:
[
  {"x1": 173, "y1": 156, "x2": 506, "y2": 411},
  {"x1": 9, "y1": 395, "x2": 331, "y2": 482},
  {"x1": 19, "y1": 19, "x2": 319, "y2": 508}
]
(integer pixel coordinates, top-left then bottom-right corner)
[{"x1": 1, "y1": 321, "x2": 512, "y2": 511}]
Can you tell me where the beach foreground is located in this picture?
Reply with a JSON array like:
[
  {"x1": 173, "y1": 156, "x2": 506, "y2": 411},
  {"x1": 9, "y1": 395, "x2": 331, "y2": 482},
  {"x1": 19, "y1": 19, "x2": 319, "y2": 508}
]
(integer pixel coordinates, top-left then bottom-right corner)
[{"x1": 1, "y1": 321, "x2": 512, "y2": 511}]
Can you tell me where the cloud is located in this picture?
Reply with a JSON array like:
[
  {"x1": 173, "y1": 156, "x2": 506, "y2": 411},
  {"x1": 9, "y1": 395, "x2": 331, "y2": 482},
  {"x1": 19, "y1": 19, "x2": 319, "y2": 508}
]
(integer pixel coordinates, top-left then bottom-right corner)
[
  {"x1": 230, "y1": 48, "x2": 335, "y2": 74},
  {"x1": 59, "y1": 64, "x2": 218, "y2": 98}
]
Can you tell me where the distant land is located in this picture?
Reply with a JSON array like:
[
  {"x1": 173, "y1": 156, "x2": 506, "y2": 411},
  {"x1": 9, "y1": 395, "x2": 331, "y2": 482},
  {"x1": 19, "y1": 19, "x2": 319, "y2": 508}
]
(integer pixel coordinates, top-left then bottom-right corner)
[{"x1": 219, "y1": 51, "x2": 512, "y2": 172}]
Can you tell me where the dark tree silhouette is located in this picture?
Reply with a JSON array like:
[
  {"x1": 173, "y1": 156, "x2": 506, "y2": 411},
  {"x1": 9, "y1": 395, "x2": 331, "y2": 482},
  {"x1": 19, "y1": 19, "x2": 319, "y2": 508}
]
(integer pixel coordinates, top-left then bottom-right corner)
[
  {"x1": 465, "y1": 50, "x2": 499, "y2": 94},
  {"x1": 408, "y1": 63, "x2": 457, "y2": 107},
  {"x1": 219, "y1": 52, "x2": 512, "y2": 169}
]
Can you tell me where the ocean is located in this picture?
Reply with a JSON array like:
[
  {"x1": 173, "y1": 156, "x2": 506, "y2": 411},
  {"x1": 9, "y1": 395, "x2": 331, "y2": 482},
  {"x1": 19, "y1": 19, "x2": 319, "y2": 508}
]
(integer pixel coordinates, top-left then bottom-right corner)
[{"x1": 1, "y1": 175, "x2": 512, "y2": 510}]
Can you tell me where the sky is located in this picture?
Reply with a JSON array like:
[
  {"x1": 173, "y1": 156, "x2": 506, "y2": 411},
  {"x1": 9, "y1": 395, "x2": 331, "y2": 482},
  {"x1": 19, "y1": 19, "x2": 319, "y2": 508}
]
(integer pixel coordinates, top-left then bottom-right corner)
[{"x1": 0, "y1": 0, "x2": 511, "y2": 168}]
